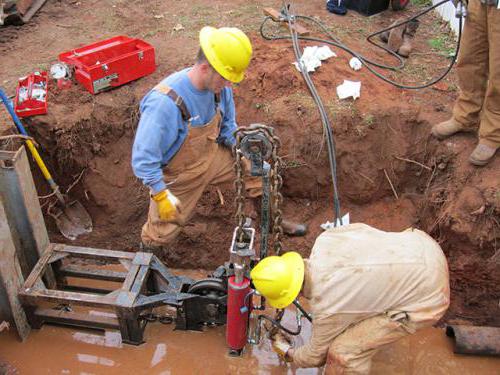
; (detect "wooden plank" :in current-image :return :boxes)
[263,7,310,35]
[53,244,135,261]
[22,0,49,22]
[58,265,127,282]
[23,244,54,290]
[19,288,116,308]
[0,148,50,278]
[0,196,31,341]
[34,307,119,331]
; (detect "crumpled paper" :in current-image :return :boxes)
[349,57,362,71]
[293,46,337,73]
[320,212,350,230]
[336,80,361,100]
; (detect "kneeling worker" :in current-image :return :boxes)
[132,26,306,252]
[251,223,450,374]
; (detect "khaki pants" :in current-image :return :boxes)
[142,146,260,247]
[452,0,500,147]
[324,313,416,375]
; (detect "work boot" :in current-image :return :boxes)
[281,219,308,237]
[140,242,165,257]
[379,29,389,43]
[397,20,419,57]
[431,118,466,140]
[469,143,498,167]
[387,21,405,53]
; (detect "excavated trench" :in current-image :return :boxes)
[17,38,499,329]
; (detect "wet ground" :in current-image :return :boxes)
[1,313,499,374]
[1,270,499,375]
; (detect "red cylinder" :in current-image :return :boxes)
[226,276,252,354]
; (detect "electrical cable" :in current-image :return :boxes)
[281,2,342,223]
[261,0,463,89]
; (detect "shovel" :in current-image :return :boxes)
[0,88,92,240]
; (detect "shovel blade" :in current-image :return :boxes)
[50,200,93,240]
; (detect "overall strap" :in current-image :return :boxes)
[154,84,191,122]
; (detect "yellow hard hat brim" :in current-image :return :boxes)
[199,26,245,83]
[266,252,304,309]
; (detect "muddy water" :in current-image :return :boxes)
[1,269,499,374]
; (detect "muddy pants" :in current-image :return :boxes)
[141,144,260,247]
[324,313,416,375]
[452,0,500,147]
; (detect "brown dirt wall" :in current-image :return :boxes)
[0,1,498,327]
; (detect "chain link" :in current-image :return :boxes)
[234,124,284,255]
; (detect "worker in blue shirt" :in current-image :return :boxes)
[132,26,307,252]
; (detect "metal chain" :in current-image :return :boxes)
[139,313,174,324]
[234,124,284,254]
[233,141,246,242]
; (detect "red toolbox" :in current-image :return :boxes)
[59,36,156,94]
[14,71,49,118]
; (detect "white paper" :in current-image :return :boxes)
[320,213,350,230]
[336,80,361,100]
[349,57,362,71]
[293,45,337,73]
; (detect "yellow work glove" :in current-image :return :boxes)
[152,189,181,221]
[271,332,293,362]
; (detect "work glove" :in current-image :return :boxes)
[152,189,181,221]
[271,332,293,362]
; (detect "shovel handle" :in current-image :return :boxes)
[0,88,65,204]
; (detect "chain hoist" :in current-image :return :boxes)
[233,123,284,255]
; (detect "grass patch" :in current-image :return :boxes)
[427,34,456,57]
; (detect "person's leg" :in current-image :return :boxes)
[470,4,500,165]
[141,167,211,248]
[208,147,307,236]
[452,0,489,128]
[323,313,416,375]
[433,1,488,139]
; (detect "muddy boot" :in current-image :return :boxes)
[281,219,308,237]
[469,142,498,167]
[140,242,165,257]
[387,21,405,53]
[431,118,466,140]
[379,29,390,43]
[398,20,419,57]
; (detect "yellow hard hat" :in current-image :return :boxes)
[199,26,252,83]
[250,252,304,309]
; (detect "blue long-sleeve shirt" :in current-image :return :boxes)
[132,68,237,194]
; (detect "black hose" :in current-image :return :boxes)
[293,299,312,322]
[258,313,302,336]
[282,3,342,223]
[261,0,463,89]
